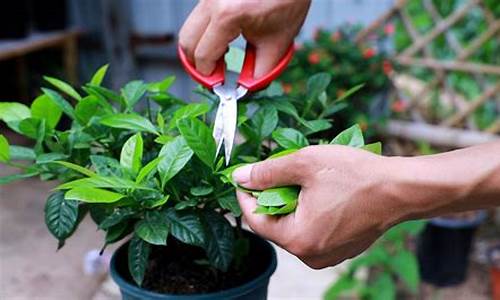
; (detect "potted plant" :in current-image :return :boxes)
[0,65,377,299]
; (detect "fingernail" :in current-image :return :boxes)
[233,164,253,185]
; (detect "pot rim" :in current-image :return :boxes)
[109,231,277,299]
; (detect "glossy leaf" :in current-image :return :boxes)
[42,88,76,119]
[44,76,82,101]
[31,94,62,129]
[306,72,331,101]
[98,207,136,230]
[105,222,132,244]
[147,76,175,93]
[201,211,234,271]
[177,118,216,168]
[36,153,69,164]
[252,105,278,139]
[217,195,241,217]
[136,156,162,184]
[257,187,299,207]
[9,146,35,160]
[272,128,309,149]
[190,186,213,196]
[0,170,39,185]
[0,134,9,162]
[44,191,79,242]
[18,118,44,139]
[165,209,205,247]
[54,161,96,177]
[128,234,151,286]
[65,187,125,203]
[302,119,332,135]
[0,102,31,123]
[75,96,102,125]
[158,136,193,187]
[135,210,169,245]
[323,274,357,300]
[56,175,151,191]
[90,155,123,177]
[100,114,159,135]
[85,85,125,107]
[333,83,364,102]
[168,102,211,129]
[120,133,143,175]
[330,124,364,147]
[389,249,420,292]
[371,273,395,300]
[121,80,147,108]
[89,64,109,86]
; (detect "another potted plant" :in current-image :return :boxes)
[0,65,377,299]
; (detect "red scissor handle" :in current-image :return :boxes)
[177,43,294,92]
[177,44,225,89]
[238,43,294,92]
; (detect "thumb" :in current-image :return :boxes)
[232,151,310,190]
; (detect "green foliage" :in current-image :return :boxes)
[0,64,376,288]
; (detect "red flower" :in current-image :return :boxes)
[363,48,376,59]
[308,52,321,64]
[391,100,407,113]
[281,83,292,94]
[383,60,393,75]
[384,23,395,35]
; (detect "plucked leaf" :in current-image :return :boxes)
[44,76,82,101]
[158,136,193,187]
[100,114,159,135]
[165,209,205,247]
[362,142,382,155]
[98,207,136,230]
[330,124,364,147]
[257,187,299,207]
[120,133,143,175]
[252,105,278,139]
[272,128,309,149]
[121,80,147,108]
[177,118,216,168]
[0,134,9,162]
[389,249,420,292]
[31,94,62,129]
[42,88,76,119]
[44,191,79,242]
[128,235,151,286]
[65,187,125,203]
[89,64,109,86]
[135,210,169,245]
[201,212,234,271]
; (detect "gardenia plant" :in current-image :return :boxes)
[0,65,377,288]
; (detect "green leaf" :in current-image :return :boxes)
[257,187,299,207]
[0,102,31,123]
[389,249,420,292]
[36,153,69,164]
[65,187,125,203]
[177,118,216,168]
[218,163,247,187]
[44,191,79,242]
[268,149,298,159]
[128,235,151,286]
[168,102,211,129]
[154,135,173,145]
[272,128,309,149]
[54,161,96,177]
[9,146,35,161]
[135,210,169,245]
[75,96,102,125]
[85,85,125,107]
[121,80,147,108]
[42,88,76,120]
[0,171,39,185]
[218,195,241,217]
[362,142,382,155]
[224,47,245,73]
[323,273,357,300]
[265,82,284,97]
[100,113,159,135]
[201,211,234,271]
[89,64,109,86]
[0,134,9,162]
[147,76,175,93]
[90,155,123,177]
[302,119,332,135]
[44,76,82,101]
[18,118,44,139]
[31,94,62,129]
[56,175,151,191]
[105,222,132,244]
[252,105,278,139]
[330,124,364,147]
[158,136,194,187]
[371,273,396,300]
[190,185,213,196]
[165,209,205,247]
[306,73,331,101]
[120,133,143,175]
[98,207,136,230]
[136,156,162,184]
[333,83,364,102]
[143,195,169,209]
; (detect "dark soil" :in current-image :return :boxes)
[117,233,272,295]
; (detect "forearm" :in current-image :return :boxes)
[386,141,500,223]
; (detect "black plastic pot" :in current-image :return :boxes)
[110,231,277,300]
[417,212,486,287]
[32,0,67,32]
[0,0,30,39]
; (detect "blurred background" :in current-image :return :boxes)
[0,0,499,299]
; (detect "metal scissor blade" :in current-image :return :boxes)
[222,95,237,165]
[212,100,225,159]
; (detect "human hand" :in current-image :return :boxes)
[179,0,311,77]
[233,145,406,269]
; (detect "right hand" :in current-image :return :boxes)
[179,0,311,77]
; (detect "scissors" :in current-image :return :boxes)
[178,43,294,165]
